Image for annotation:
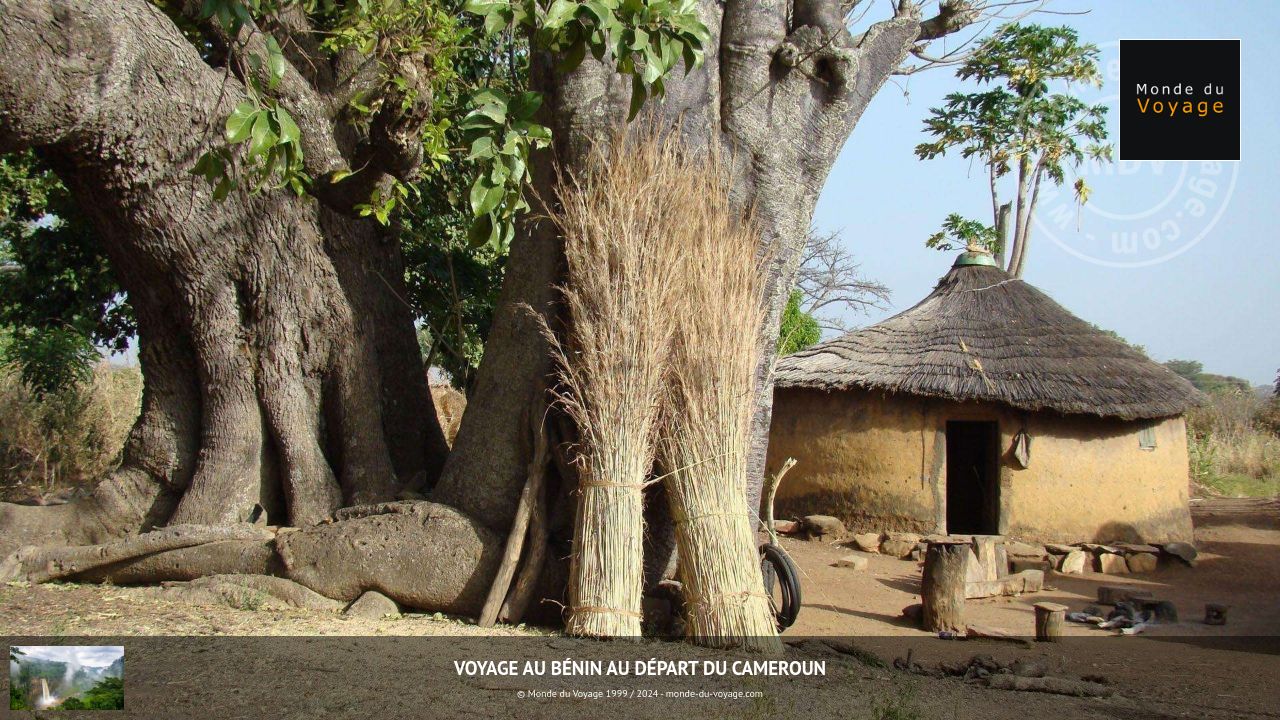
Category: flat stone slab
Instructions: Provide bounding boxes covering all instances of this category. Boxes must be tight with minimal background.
[851,532,882,553]
[835,554,869,571]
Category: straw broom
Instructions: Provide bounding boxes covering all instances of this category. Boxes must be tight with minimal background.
[547,134,684,638]
[658,151,782,653]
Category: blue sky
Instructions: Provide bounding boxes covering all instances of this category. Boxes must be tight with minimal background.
[818,0,1278,385]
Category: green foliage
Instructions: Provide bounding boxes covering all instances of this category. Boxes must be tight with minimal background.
[63,676,125,710]
[925,213,998,253]
[459,0,710,251]
[777,290,820,356]
[1164,359,1252,394]
[917,24,1112,265]
[0,153,133,395]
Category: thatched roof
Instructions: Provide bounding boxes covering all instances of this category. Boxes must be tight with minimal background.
[775,257,1201,420]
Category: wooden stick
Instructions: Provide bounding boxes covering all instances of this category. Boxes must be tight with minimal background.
[478,390,548,628]
[762,457,797,546]
[498,418,552,624]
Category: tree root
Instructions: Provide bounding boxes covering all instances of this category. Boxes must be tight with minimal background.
[0,501,515,617]
[155,574,344,612]
[0,524,275,583]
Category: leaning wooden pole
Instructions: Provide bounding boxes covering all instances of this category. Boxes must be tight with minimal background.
[922,541,969,633]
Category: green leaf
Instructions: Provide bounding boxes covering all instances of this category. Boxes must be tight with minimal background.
[276,107,301,145]
[329,168,355,184]
[248,113,278,158]
[509,91,543,120]
[558,40,588,73]
[628,75,646,121]
[467,213,494,248]
[225,101,257,143]
[544,0,577,29]
[467,136,496,160]
[265,36,286,90]
[469,177,504,216]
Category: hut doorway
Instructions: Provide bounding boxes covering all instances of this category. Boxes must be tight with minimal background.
[945,421,1000,535]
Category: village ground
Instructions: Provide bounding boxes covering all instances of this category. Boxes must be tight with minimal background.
[2,497,1277,719]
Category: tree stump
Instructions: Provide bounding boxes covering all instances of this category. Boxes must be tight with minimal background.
[922,541,969,633]
[1034,602,1068,642]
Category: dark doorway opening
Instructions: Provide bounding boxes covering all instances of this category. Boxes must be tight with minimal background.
[946,421,1000,535]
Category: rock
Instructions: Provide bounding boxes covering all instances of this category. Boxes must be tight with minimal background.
[1080,543,1120,554]
[836,554,869,571]
[344,590,400,620]
[1096,553,1129,575]
[1005,540,1047,558]
[880,539,916,559]
[1097,585,1153,605]
[1044,543,1076,555]
[1018,569,1045,593]
[1160,542,1198,566]
[1010,658,1048,678]
[773,519,801,535]
[965,579,1005,599]
[1117,543,1160,555]
[1057,550,1088,575]
[1141,599,1178,622]
[852,532,882,553]
[901,603,923,621]
[1011,557,1052,574]
[1125,552,1158,574]
[887,531,922,544]
[803,515,845,539]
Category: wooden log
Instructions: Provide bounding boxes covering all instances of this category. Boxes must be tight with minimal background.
[479,392,549,628]
[922,541,969,633]
[1034,602,1068,642]
[1097,585,1152,605]
[498,420,551,624]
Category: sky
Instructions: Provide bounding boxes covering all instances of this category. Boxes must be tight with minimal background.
[817,0,1279,386]
[12,646,123,668]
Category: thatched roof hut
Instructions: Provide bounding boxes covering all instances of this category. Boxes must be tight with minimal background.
[776,253,1200,420]
[767,252,1199,545]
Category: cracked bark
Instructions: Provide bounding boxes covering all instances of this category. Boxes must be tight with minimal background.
[0,0,449,557]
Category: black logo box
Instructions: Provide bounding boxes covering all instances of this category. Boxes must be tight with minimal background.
[1119,39,1240,161]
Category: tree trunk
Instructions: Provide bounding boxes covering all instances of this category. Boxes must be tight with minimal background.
[440,0,936,534]
[922,541,969,633]
[0,0,449,557]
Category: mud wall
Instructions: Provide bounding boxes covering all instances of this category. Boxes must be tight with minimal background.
[765,387,1193,543]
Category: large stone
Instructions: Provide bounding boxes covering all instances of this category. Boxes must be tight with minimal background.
[836,554,869,571]
[1018,569,1045,593]
[1057,550,1088,575]
[1005,540,1048,558]
[1117,543,1160,555]
[803,515,846,540]
[344,590,401,620]
[887,531,922,544]
[1126,552,1158,574]
[1160,542,1198,566]
[852,532,882,553]
[1011,557,1052,574]
[1044,543,1076,555]
[1096,553,1129,575]
[880,539,916,559]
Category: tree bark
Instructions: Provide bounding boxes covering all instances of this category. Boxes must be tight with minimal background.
[922,541,969,633]
[441,0,943,535]
[0,0,449,556]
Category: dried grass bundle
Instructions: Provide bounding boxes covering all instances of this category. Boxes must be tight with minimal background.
[549,133,687,638]
[657,152,782,653]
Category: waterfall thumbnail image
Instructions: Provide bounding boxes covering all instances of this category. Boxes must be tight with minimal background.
[9,645,124,710]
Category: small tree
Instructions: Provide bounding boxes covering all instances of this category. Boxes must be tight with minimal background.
[916,23,1112,276]
[777,290,821,356]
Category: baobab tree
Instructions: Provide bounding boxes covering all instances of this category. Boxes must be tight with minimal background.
[0,0,1033,614]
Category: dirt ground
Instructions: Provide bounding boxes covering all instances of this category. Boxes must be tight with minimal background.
[3,497,1277,719]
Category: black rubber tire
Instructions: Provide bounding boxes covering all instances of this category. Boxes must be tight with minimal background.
[760,542,802,631]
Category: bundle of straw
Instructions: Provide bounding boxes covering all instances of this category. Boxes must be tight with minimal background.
[549,134,684,638]
[658,152,782,653]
